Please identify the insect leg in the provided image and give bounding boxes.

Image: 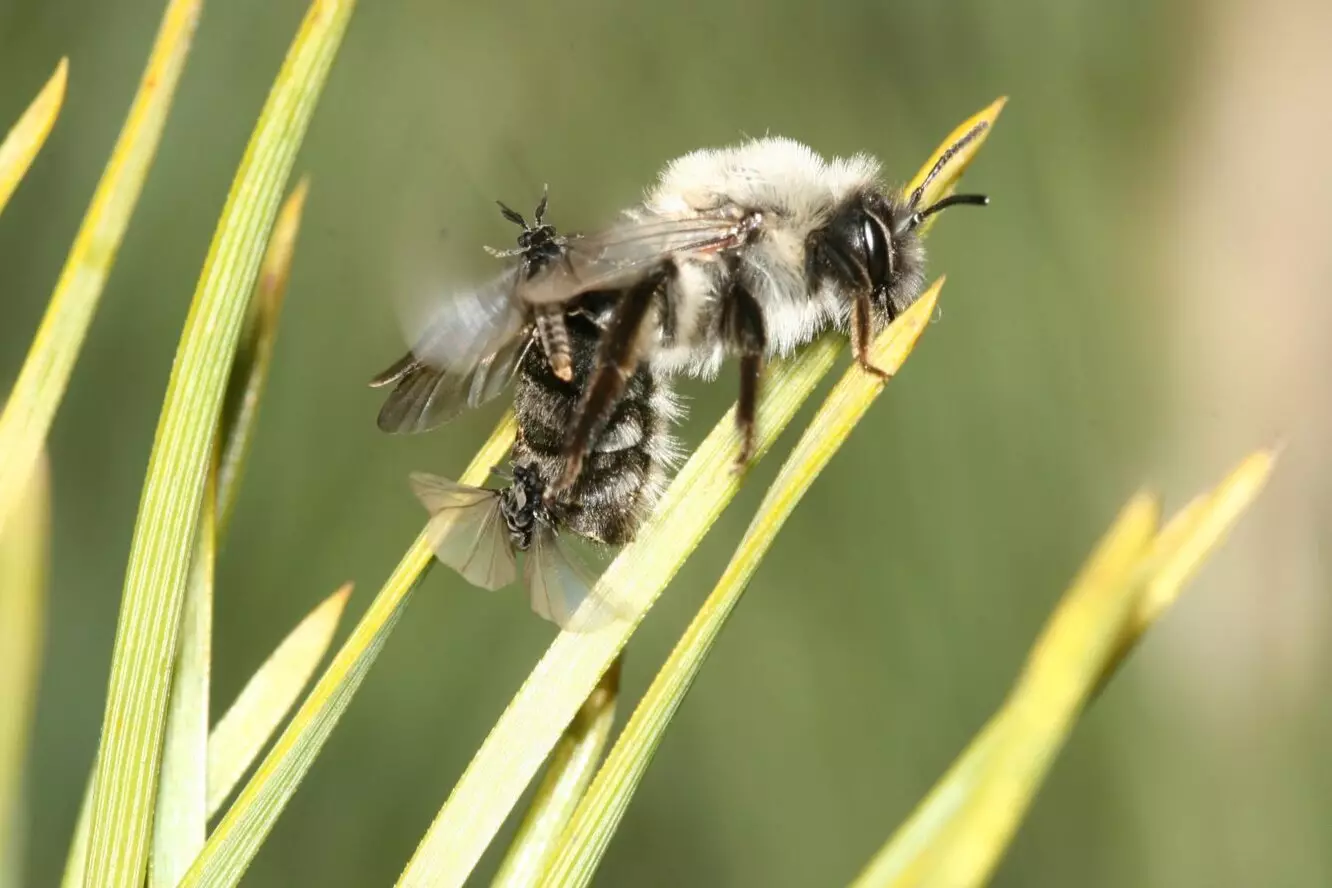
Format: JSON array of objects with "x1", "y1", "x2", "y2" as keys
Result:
[
  {"x1": 722, "y1": 281, "x2": 766, "y2": 468},
  {"x1": 554, "y1": 269, "x2": 666, "y2": 493},
  {"x1": 534, "y1": 304, "x2": 574, "y2": 381},
  {"x1": 853, "y1": 291, "x2": 892, "y2": 380}
]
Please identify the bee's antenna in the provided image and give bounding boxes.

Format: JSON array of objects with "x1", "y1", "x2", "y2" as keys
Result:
[
  {"x1": 905, "y1": 193, "x2": 989, "y2": 231},
  {"x1": 497, "y1": 200, "x2": 528, "y2": 228},
  {"x1": 906, "y1": 119, "x2": 989, "y2": 212}
]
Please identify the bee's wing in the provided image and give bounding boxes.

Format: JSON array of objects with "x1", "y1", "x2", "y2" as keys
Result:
[
  {"x1": 409, "y1": 472, "x2": 517, "y2": 591},
  {"x1": 371, "y1": 268, "x2": 531, "y2": 434},
  {"x1": 372, "y1": 331, "x2": 530, "y2": 434},
  {"x1": 523, "y1": 525, "x2": 630, "y2": 633},
  {"x1": 517, "y1": 212, "x2": 757, "y2": 306}
]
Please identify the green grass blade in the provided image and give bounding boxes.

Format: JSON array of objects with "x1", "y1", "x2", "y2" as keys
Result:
[
  {"x1": 0, "y1": 451, "x2": 50, "y2": 888},
  {"x1": 538, "y1": 282, "x2": 941, "y2": 888},
  {"x1": 84, "y1": 3, "x2": 355, "y2": 884},
  {"x1": 179, "y1": 418, "x2": 516, "y2": 888},
  {"x1": 852, "y1": 451, "x2": 1274, "y2": 888},
  {"x1": 395, "y1": 99, "x2": 1003, "y2": 888},
  {"x1": 61, "y1": 582, "x2": 351, "y2": 888},
  {"x1": 206, "y1": 583, "x2": 352, "y2": 817},
  {"x1": 395, "y1": 339, "x2": 842, "y2": 888},
  {"x1": 0, "y1": 58, "x2": 67, "y2": 217},
  {"x1": 150, "y1": 476, "x2": 216, "y2": 888},
  {"x1": 492, "y1": 659, "x2": 623, "y2": 888},
  {"x1": 0, "y1": 0, "x2": 200, "y2": 538},
  {"x1": 217, "y1": 179, "x2": 311, "y2": 534}
]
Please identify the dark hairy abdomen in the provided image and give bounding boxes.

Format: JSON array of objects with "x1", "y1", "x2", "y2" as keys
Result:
[{"x1": 512, "y1": 309, "x2": 666, "y2": 546}]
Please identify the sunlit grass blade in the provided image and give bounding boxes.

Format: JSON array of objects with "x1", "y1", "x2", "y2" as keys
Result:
[
  {"x1": 217, "y1": 178, "x2": 311, "y2": 534},
  {"x1": 60, "y1": 583, "x2": 352, "y2": 887},
  {"x1": 0, "y1": 58, "x2": 67, "y2": 218},
  {"x1": 539, "y1": 281, "x2": 941, "y2": 888},
  {"x1": 179, "y1": 417, "x2": 515, "y2": 888},
  {"x1": 0, "y1": 0, "x2": 200, "y2": 538},
  {"x1": 84, "y1": 3, "x2": 355, "y2": 884},
  {"x1": 395, "y1": 99, "x2": 1001, "y2": 888},
  {"x1": 492, "y1": 658, "x2": 623, "y2": 888},
  {"x1": 910, "y1": 96, "x2": 1005, "y2": 236},
  {"x1": 0, "y1": 451, "x2": 50, "y2": 888},
  {"x1": 852, "y1": 451, "x2": 1274, "y2": 888},
  {"x1": 206, "y1": 582, "x2": 352, "y2": 817},
  {"x1": 150, "y1": 476, "x2": 215, "y2": 888}
]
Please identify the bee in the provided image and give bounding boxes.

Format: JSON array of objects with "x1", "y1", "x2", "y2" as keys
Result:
[
  {"x1": 381, "y1": 200, "x2": 680, "y2": 630},
  {"x1": 374, "y1": 119, "x2": 990, "y2": 495}
]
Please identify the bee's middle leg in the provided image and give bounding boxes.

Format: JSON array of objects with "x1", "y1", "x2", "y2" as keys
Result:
[{"x1": 723, "y1": 284, "x2": 766, "y2": 469}]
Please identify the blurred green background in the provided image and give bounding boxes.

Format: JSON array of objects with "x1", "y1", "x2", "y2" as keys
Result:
[{"x1": 3, "y1": 0, "x2": 1330, "y2": 885}]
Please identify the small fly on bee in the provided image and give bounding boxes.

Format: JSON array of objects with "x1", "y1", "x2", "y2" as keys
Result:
[{"x1": 387, "y1": 196, "x2": 680, "y2": 630}]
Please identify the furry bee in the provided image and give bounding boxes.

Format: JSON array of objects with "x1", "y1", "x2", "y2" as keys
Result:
[
  {"x1": 375, "y1": 200, "x2": 680, "y2": 630},
  {"x1": 377, "y1": 119, "x2": 990, "y2": 494}
]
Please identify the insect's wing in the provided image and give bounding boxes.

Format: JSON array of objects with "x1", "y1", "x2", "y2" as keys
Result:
[
  {"x1": 517, "y1": 212, "x2": 758, "y2": 306},
  {"x1": 373, "y1": 331, "x2": 530, "y2": 434},
  {"x1": 409, "y1": 472, "x2": 517, "y2": 591},
  {"x1": 371, "y1": 268, "x2": 531, "y2": 434},
  {"x1": 523, "y1": 525, "x2": 630, "y2": 632}
]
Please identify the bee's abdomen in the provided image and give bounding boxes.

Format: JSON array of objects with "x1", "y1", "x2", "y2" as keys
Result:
[{"x1": 512, "y1": 313, "x2": 676, "y2": 546}]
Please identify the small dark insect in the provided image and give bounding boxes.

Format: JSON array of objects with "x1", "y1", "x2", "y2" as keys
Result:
[{"x1": 392, "y1": 197, "x2": 680, "y2": 630}]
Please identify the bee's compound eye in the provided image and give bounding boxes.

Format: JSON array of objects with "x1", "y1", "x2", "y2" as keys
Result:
[{"x1": 862, "y1": 215, "x2": 890, "y2": 289}]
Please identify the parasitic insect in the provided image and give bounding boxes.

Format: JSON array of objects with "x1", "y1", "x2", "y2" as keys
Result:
[{"x1": 383, "y1": 199, "x2": 680, "y2": 630}]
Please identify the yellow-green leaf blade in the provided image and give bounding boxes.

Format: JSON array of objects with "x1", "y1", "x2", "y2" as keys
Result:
[
  {"x1": 217, "y1": 178, "x2": 311, "y2": 533},
  {"x1": 180, "y1": 418, "x2": 516, "y2": 888},
  {"x1": 396, "y1": 99, "x2": 1003, "y2": 888},
  {"x1": 0, "y1": 451, "x2": 50, "y2": 888},
  {"x1": 85, "y1": 2, "x2": 355, "y2": 884},
  {"x1": 540, "y1": 281, "x2": 941, "y2": 888},
  {"x1": 491, "y1": 659, "x2": 623, "y2": 888},
  {"x1": 0, "y1": 57, "x2": 67, "y2": 217},
  {"x1": 150, "y1": 477, "x2": 216, "y2": 888},
  {"x1": 852, "y1": 492, "x2": 1161, "y2": 888},
  {"x1": 0, "y1": 0, "x2": 200, "y2": 538},
  {"x1": 206, "y1": 582, "x2": 352, "y2": 817}
]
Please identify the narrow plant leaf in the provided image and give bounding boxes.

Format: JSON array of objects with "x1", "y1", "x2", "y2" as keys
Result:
[
  {"x1": 85, "y1": 3, "x2": 355, "y2": 885},
  {"x1": 150, "y1": 476, "x2": 215, "y2": 888},
  {"x1": 179, "y1": 417, "x2": 515, "y2": 888},
  {"x1": 60, "y1": 582, "x2": 352, "y2": 888},
  {"x1": 540, "y1": 282, "x2": 941, "y2": 888},
  {"x1": 0, "y1": 451, "x2": 49, "y2": 888},
  {"x1": 492, "y1": 658, "x2": 623, "y2": 888},
  {"x1": 0, "y1": 0, "x2": 200, "y2": 538},
  {"x1": 853, "y1": 451, "x2": 1274, "y2": 888},
  {"x1": 396, "y1": 99, "x2": 1003, "y2": 888},
  {"x1": 0, "y1": 58, "x2": 67, "y2": 217},
  {"x1": 910, "y1": 96, "x2": 1006, "y2": 236},
  {"x1": 206, "y1": 583, "x2": 352, "y2": 817},
  {"x1": 217, "y1": 178, "x2": 311, "y2": 534}
]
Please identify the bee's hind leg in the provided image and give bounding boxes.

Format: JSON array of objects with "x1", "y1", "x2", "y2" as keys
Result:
[{"x1": 553, "y1": 268, "x2": 668, "y2": 493}]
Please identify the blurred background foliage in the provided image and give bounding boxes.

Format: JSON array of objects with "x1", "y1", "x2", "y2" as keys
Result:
[{"x1": 2, "y1": 0, "x2": 1328, "y2": 885}]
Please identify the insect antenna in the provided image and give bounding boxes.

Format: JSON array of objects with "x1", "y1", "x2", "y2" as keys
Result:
[
  {"x1": 904, "y1": 192, "x2": 990, "y2": 232},
  {"x1": 905, "y1": 119, "x2": 990, "y2": 212},
  {"x1": 497, "y1": 200, "x2": 529, "y2": 228},
  {"x1": 533, "y1": 184, "x2": 549, "y2": 226}
]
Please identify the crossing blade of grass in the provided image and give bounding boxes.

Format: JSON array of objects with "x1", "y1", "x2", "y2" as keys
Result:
[
  {"x1": 395, "y1": 98, "x2": 1003, "y2": 888},
  {"x1": 0, "y1": 0, "x2": 200, "y2": 538},
  {"x1": 60, "y1": 582, "x2": 352, "y2": 888},
  {"x1": 851, "y1": 451, "x2": 1274, "y2": 888},
  {"x1": 217, "y1": 178, "x2": 310, "y2": 535},
  {"x1": 84, "y1": 3, "x2": 355, "y2": 885},
  {"x1": 206, "y1": 583, "x2": 352, "y2": 817},
  {"x1": 150, "y1": 476, "x2": 216, "y2": 888},
  {"x1": 178, "y1": 416, "x2": 516, "y2": 888},
  {"x1": 0, "y1": 451, "x2": 50, "y2": 888},
  {"x1": 492, "y1": 658, "x2": 623, "y2": 888},
  {"x1": 538, "y1": 281, "x2": 941, "y2": 888},
  {"x1": 0, "y1": 58, "x2": 67, "y2": 218},
  {"x1": 395, "y1": 337, "x2": 841, "y2": 888}
]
